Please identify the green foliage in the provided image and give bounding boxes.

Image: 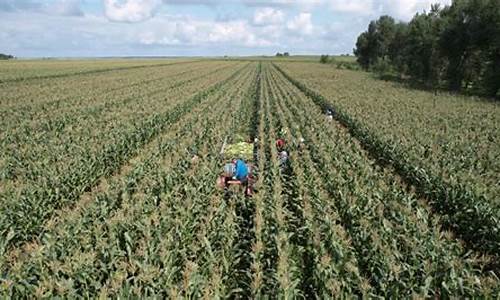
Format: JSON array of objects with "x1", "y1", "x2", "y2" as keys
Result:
[
  {"x1": 0, "y1": 60, "x2": 245, "y2": 249},
  {"x1": 0, "y1": 60, "x2": 498, "y2": 298},
  {"x1": 319, "y1": 55, "x2": 330, "y2": 64},
  {"x1": 404, "y1": 9, "x2": 444, "y2": 85},
  {"x1": 274, "y1": 62, "x2": 500, "y2": 296},
  {"x1": 354, "y1": 1, "x2": 500, "y2": 98},
  {"x1": 354, "y1": 16, "x2": 396, "y2": 69},
  {"x1": 320, "y1": 55, "x2": 360, "y2": 70},
  {"x1": 276, "y1": 61, "x2": 500, "y2": 257},
  {"x1": 371, "y1": 59, "x2": 393, "y2": 76},
  {"x1": 0, "y1": 53, "x2": 14, "y2": 60},
  {"x1": 335, "y1": 61, "x2": 360, "y2": 70}
]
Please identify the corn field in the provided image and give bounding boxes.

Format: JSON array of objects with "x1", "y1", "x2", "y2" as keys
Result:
[{"x1": 0, "y1": 59, "x2": 499, "y2": 298}]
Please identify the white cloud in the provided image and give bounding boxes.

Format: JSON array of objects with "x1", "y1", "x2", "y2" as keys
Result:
[
  {"x1": 324, "y1": 0, "x2": 452, "y2": 19},
  {"x1": 1, "y1": 0, "x2": 457, "y2": 57},
  {"x1": 253, "y1": 7, "x2": 284, "y2": 25},
  {"x1": 103, "y1": 0, "x2": 162, "y2": 22},
  {"x1": 243, "y1": 0, "x2": 315, "y2": 7},
  {"x1": 376, "y1": 0, "x2": 451, "y2": 20},
  {"x1": 287, "y1": 12, "x2": 313, "y2": 36},
  {"x1": 327, "y1": 0, "x2": 373, "y2": 15},
  {"x1": 163, "y1": 0, "x2": 322, "y2": 9},
  {"x1": 139, "y1": 17, "x2": 274, "y2": 48},
  {"x1": 208, "y1": 21, "x2": 249, "y2": 43},
  {"x1": 160, "y1": 0, "x2": 290, "y2": 6}
]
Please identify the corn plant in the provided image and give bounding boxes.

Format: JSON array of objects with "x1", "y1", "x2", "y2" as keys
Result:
[{"x1": 0, "y1": 59, "x2": 498, "y2": 298}]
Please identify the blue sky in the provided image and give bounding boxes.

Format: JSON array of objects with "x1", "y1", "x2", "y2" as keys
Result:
[{"x1": 0, "y1": 0, "x2": 451, "y2": 57}]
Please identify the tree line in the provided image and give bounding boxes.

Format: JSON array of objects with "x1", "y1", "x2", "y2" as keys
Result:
[
  {"x1": 0, "y1": 53, "x2": 15, "y2": 60},
  {"x1": 354, "y1": 0, "x2": 500, "y2": 98},
  {"x1": 276, "y1": 52, "x2": 290, "y2": 57}
]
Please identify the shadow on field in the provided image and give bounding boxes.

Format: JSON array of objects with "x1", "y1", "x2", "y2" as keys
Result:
[{"x1": 376, "y1": 73, "x2": 500, "y2": 102}]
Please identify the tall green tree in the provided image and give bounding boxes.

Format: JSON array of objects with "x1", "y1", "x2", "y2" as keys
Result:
[
  {"x1": 354, "y1": 0, "x2": 500, "y2": 98},
  {"x1": 404, "y1": 5, "x2": 444, "y2": 86},
  {"x1": 375, "y1": 16, "x2": 397, "y2": 59},
  {"x1": 475, "y1": 0, "x2": 500, "y2": 97},
  {"x1": 439, "y1": 0, "x2": 500, "y2": 94},
  {"x1": 387, "y1": 22, "x2": 409, "y2": 75},
  {"x1": 354, "y1": 22, "x2": 376, "y2": 69},
  {"x1": 354, "y1": 16, "x2": 397, "y2": 70},
  {"x1": 439, "y1": 1, "x2": 476, "y2": 91}
]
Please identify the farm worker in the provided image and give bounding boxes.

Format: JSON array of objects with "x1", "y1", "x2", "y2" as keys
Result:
[
  {"x1": 279, "y1": 151, "x2": 289, "y2": 167},
  {"x1": 326, "y1": 108, "x2": 334, "y2": 121},
  {"x1": 218, "y1": 159, "x2": 252, "y2": 196},
  {"x1": 274, "y1": 136, "x2": 289, "y2": 168},
  {"x1": 276, "y1": 138, "x2": 286, "y2": 151},
  {"x1": 232, "y1": 159, "x2": 249, "y2": 182},
  {"x1": 222, "y1": 160, "x2": 248, "y2": 182}
]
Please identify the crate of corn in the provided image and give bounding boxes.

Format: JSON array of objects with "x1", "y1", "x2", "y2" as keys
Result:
[{"x1": 225, "y1": 142, "x2": 254, "y2": 161}]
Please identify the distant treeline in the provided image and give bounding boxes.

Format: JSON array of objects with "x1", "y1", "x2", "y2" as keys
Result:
[
  {"x1": 354, "y1": 0, "x2": 500, "y2": 98},
  {"x1": 0, "y1": 53, "x2": 14, "y2": 60}
]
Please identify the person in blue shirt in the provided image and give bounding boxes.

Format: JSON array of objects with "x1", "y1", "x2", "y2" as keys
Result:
[
  {"x1": 221, "y1": 159, "x2": 249, "y2": 182},
  {"x1": 233, "y1": 159, "x2": 249, "y2": 182},
  {"x1": 218, "y1": 159, "x2": 252, "y2": 196}
]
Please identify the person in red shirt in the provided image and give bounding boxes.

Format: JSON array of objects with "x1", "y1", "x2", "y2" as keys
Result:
[{"x1": 276, "y1": 138, "x2": 285, "y2": 151}]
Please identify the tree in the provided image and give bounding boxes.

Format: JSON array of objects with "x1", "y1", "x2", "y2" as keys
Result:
[
  {"x1": 354, "y1": 31, "x2": 371, "y2": 69},
  {"x1": 403, "y1": 6, "x2": 445, "y2": 86},
  {"x1": 471, "y1": 0, "x2": 500, "y2": 97},
  {"x1": 353, "y1": 0, "x2": 499, "y2": 98},
  {"x1": 387, "y1": 22, "x2": 409, "y2": 75},
  {"x1": 439, "y1": 1, "x2": 473, "y2": 91},
  {"x1": 283, "y1": 52, "x2": 290, "y2": 57},
  {"x1": 319, "y1": 55, "x2": 330, "y2": 64},
  {"x1": 0, "y1": 53, "x2": 14, "y2": 60},
  {"x1": 438, "y1": 0, "x2": 500, "y2": 95},
  {"x1": 354, "y1": 16, "x2": 397, "y2": 70},
  {"x1": 276, "y1": 52, "x2": 284, "y2": 57},
  {"x1": 483, "y1": 49, "x2": 500, "y2": 98},
  {"x1": 375, "y1": 16, "x2": 397, "y2": 60}
]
